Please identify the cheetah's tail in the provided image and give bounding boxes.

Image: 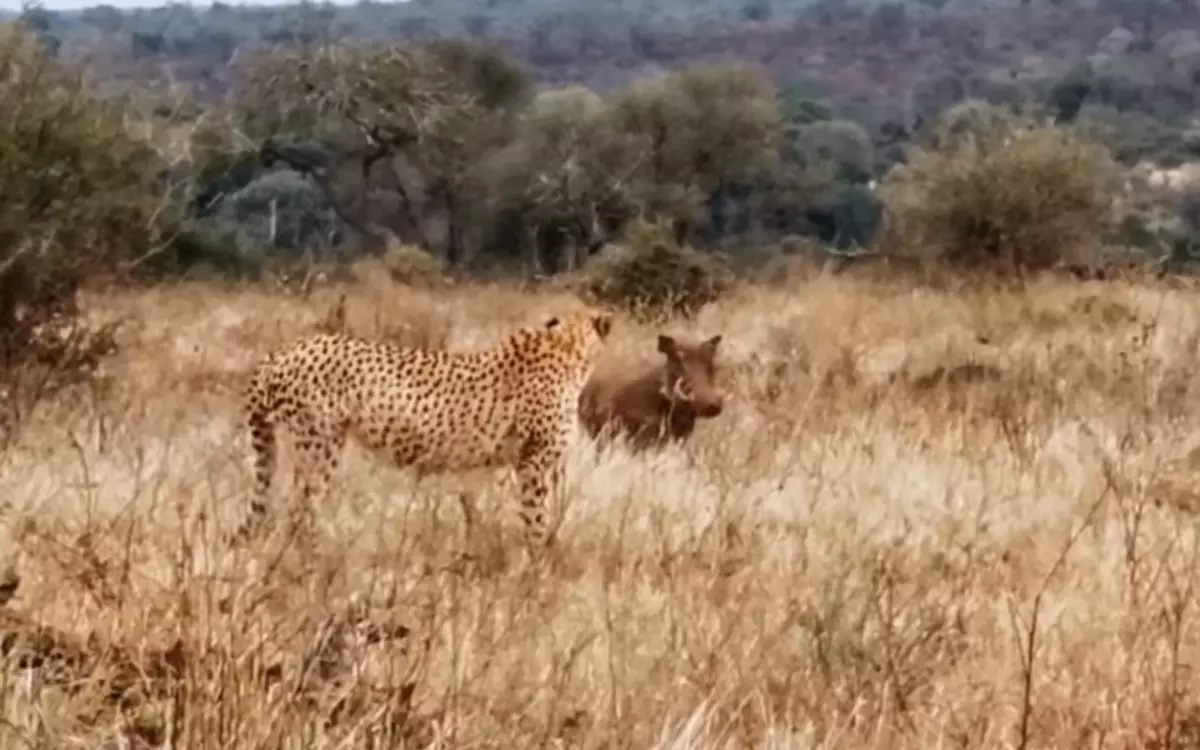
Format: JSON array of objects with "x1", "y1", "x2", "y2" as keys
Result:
[{"x1": 245, "y1": 357, "x2": 280, "y2": 498}]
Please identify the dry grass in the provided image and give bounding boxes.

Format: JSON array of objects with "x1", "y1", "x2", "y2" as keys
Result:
[{"x1": 4, "y1": 267, "x2": 1200, "y2": 749}]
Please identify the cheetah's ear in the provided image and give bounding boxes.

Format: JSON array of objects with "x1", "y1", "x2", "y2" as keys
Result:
[{"x1": 592, "y1": 314, "x2": 613, "y2": 340}]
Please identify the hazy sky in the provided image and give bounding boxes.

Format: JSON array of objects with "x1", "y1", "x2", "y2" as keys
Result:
[{"x1": 0, "y1": 0, "x2": 367, "y2": 12}]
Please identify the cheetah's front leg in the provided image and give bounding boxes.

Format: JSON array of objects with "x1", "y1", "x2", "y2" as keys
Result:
[{"x1": 515, "y1": 436, "x2": 568, "y2": 549}]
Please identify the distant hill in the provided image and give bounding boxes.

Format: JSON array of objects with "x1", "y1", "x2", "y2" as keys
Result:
[{"x1": 13, "y1": 0, "x2": 1199, "y2": 114}]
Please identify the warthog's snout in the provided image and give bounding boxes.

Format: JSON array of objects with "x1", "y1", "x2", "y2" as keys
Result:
[{"x1": 694, "y1": 390, "x2": 725, "y2": 418}]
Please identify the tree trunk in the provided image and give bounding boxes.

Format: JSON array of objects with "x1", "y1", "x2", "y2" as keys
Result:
[
  {"x1": 527, "y1": 222, "x2": 544, "y2": 275},
  {"x1": 444, "y1": 190, "x2": 463, "y2": 267}
]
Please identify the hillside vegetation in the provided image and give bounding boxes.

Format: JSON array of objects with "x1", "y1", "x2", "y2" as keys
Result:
[
  {"x1": 9, "y1": 0, "x2": 1200, "y2": 280},
  {"x1": 2, "y1": 5, "x2": 1200, "y2": 749}
]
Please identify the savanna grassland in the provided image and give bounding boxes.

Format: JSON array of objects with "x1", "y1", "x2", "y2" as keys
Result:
[
  {"x1": 4, "y1": 264, "x2": 1200, "y2": 749},
  {"x1": 5, "y1": 0, "x2": 1200, "y2": 740}
]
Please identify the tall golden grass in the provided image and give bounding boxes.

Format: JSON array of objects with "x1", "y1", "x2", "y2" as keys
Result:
[{"x1": 4, "y1": 264, "x2": 1200, "y2": 749}]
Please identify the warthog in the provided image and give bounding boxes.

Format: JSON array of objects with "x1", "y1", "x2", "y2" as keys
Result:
[{"x1": 578, "y1": 333, "x2": 725, "y2": 451}]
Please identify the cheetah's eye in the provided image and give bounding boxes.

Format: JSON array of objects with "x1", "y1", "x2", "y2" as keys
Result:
[{"x1": 544, "y1": 317, "x2": 560, "y2": 330}]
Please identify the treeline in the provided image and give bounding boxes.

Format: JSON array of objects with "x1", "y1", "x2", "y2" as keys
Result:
[
  {"x1": 5, "y1": 18, "x2": 1200, "y2": 284},
  {"x1": 152, "y1": 35, "x2": 890, "y2": 277},
  {"x1": 164, "y1": 36, "x2": 1200, "y2": 275},
  {"x1": 6, "y1": 16, "x2": 1200, "y2": 279}
]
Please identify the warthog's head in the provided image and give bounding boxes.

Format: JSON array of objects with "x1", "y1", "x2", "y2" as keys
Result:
[{"x1": 657, "y1": 333, "x2": 725, "y2": 419}]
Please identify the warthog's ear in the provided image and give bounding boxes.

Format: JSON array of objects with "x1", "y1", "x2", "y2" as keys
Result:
[
  {"x1": 592, "y1": 314, "x2": 613, "y2": 340},
  {"x1": 657, "y1": 334, "x2": 678, "y2": 356},
  {"x1": 702, "y1": 334, "x2": 723, "y2": 358}
]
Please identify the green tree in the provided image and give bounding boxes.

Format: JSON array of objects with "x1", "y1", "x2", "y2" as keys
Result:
[
  {"x1": 789, "y1": 119, "x2": 875, "y2": 183},
  {"x1": 233, "y1": 38, "x2": 529, "y2": 265},
  {"x1": 879, "y1": 106, "x2": 1121, "y2": 273},
  {"x1": 1075, "y1": 105, "x2": 1197, "y2": 165},
  {"x1": 609, "y1": 63, "x2": 784, "y2": 243},
  {"x1": 478, "y1": 85, "x2": 641, "y2": 273}
]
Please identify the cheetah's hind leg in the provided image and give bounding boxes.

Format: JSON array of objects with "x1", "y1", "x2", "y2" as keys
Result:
[
  {"x1": 229, "y1": 411, "x2": 347, "y2": 549},
  {"x1": 274, "y1": 411, "x2": 347, "y2": 545},
  {"x1": 228, "y1": 393, "x2": 280, "y2": 548}
]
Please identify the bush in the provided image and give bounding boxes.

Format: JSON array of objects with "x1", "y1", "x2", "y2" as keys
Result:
[
  {"x1": 878, "y1": 108, "x2": 1120, "y2": 274},
  {"x1": 580, "y1": 217, "x2": 733, "y2": 320},
  {"x1": 1180, "y1": 184, "x2": 1200, "y2": 237},
  {"x1": 215, "y1": 169, "x2": 342, "y2": 252},
  {"x1": 801, "y1": 183, "x2": 884, "y2": 250},
  {"x1": 353, "y1": 240, "x2": 449, "y2": 289},
  {"x1": 791, "y1": 119, "x2": 875, "y2": 183},
  {"x1": 1075, "y1": 105, "x2": 1197, "y2": 166},
  {"x1": 157, "y1": 220, "x2": 267, "y2": 280},
  {"x1": 0, "y1": 22, "x2": 172, "y2": 440}
]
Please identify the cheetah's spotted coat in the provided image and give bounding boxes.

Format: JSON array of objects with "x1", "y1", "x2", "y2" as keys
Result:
[{"x1": 235, "y1": 310, "x2": 613, "y2": 546}]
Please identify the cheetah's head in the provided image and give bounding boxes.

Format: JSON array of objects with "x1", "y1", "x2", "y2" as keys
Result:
[
  {"x1": 543, "y1": 310, "x2": 612, "y2": 347},
  {"x1": 536, "y1": 310, "x2": 613, "y2": 371}
]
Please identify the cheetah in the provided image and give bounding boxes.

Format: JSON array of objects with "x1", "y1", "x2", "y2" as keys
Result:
[{"x1": 233, "y1": 310, "x2": 613, "y2": 548}]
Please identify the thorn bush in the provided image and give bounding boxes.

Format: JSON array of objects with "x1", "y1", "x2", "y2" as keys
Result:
[
  {"x1": 357, "y1": 240, "x2": 450, "y2": 288},
  {"x1": 0, "y1": 22, "x2": 172, "y2": 440},
  {"x1": 580, "y1": 217, "x2": 733, "y2": 321}
]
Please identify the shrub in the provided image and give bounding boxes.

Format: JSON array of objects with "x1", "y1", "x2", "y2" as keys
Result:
[
  {"x1": 215, "y1": 169, "x2": 341, "y2": 252},
  {"x1": 0, "y1": 22, "x2": 172, "y2": 441},
  {"x1": 801, "y1": 182, "x2": 884, "y2": 250},
  {"x1": 790, "y1": 119, "x2": 875, "y2": 183},
  {"x1": 878, "y1": 108, "x2": 1120, "y2": 274},
  {"x1": 1075, "y1": 105, "x2": 1196, "y2": 167},
  {"x1": 353, "y1": 239, "x2": 449, "y2": 289},
  {"x1": 158, "y1": 220, "x2": 267, "y2": 280},
  {"x1": 580, "y1": 217, "x2": 733, "y2": 320},
  {"x1": 382, "y1": 242, "x2": 449, "y2": 286},
  {"x1": 1180, "y1": 184, "x2": 1200, "y2": 237}
]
